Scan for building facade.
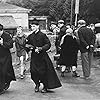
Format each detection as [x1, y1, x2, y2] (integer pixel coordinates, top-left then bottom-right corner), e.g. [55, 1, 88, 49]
[0, 2, 31, 29]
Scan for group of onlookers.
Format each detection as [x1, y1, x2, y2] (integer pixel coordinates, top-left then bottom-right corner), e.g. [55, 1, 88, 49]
[50, 19, 96, 79]
[0, 17, 97, 95]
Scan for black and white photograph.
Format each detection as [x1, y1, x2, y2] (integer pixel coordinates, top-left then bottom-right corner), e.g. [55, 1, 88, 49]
[0, 0, 100, 100]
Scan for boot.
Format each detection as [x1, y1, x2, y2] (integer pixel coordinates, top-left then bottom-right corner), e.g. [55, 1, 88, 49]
[61, 71, 65, 77]
[4, 82, 10, 91]
[41, 87, 48, 93]
[34, 84, 40, 92]
[72, 71, 80, 77]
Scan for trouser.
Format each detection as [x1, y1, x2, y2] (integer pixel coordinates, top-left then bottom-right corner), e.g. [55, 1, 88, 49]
[81, 52, 93, 77]
[20, 56, 25, 75]
[31, 72, 48, 89]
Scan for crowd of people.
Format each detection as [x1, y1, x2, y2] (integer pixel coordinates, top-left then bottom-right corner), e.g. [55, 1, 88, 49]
[50, 19, 96, 79]
[0, 18, 96, 95]
[0, 19, 62, 94]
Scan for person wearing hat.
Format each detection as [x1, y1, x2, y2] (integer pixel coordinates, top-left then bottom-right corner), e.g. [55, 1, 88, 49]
[59, 28, 79, 77]
[54, 20, 67, 69]
[58, 20, 64, 24]
[50, 21, 60, 35]
[49, 21, 61, 69]
[0, 24, 16, 94]
[26, 19, 62, 93]
[57, 20, 66, 48]
[77, 20, 96, 79]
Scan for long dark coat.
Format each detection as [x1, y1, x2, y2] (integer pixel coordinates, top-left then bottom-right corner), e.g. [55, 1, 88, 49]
[26, 31, 62, 89]
[59, 35, 79, 67]
[0, 31, 16, 90]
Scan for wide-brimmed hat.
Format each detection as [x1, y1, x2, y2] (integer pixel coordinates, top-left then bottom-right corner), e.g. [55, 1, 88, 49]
[51, 21, 57, 25]
[78, 20, 86, 25]
[58, 20, 64, 23]
[31, 18, 39, 25]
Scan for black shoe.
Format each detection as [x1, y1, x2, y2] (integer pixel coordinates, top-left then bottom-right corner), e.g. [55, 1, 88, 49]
[20, 75, 24, 79]
[23, 69, 26, 75]
[0, 89, 4, 95]
[41, 88, 47, 93]
[61, 72, 64, 77]
[56, 67, 60, 70]
[34, 84, 40, 92]
[4, 83, 10, 91]
[72, 72, 80, 77]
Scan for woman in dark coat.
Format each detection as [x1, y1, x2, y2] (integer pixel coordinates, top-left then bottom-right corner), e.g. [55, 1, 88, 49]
[0, 24, 16, 94]
[59, 28, 79, 77]
[26, 19, 61, 93]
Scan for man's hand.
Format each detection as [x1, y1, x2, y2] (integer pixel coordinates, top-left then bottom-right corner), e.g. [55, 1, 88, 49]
[0, 38, 3, 45]
[26, 44, 33, 48]
[86, 45, 89, 49]
[90, 45, 94, 48]
[38, 47, 42, 52]
[35, 47, 39, 54]
[35, 47, 42, 54]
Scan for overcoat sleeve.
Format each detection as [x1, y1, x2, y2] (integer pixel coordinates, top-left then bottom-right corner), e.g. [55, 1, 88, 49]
[41, 34, 51, 51]
[15, 38, 20, 51]
[2, 33, 13, 49]
[91, 33, 96, 46]
[78, 29, 88, 47]
[25, 35, 36, 50]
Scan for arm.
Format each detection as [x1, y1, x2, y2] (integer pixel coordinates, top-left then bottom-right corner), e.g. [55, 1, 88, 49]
[2, 34, 13, 49]
[25, 35, 36, 50]
[41, 34, 51, 52]
[91, 33, 96, 46]
[78, 29, 88, 48]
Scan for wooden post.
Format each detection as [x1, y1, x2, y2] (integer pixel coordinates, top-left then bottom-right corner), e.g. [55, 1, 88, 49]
[75, 0, 80, 26]
[70, 0, 74, 26]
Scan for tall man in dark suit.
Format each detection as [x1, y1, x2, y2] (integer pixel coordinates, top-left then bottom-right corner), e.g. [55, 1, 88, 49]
[77, 20, 96, 79]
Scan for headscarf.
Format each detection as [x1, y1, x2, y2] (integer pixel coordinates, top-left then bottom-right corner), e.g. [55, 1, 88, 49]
[60, 28, 73, 46]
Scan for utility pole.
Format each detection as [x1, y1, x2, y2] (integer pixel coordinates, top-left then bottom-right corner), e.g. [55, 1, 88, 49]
[70, 0, 74, 26]
[75, 0, 80, 26]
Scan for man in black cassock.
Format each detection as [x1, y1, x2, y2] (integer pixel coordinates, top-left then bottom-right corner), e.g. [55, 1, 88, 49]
[0, 24, 16, 94]
[26, 19, 61, 93]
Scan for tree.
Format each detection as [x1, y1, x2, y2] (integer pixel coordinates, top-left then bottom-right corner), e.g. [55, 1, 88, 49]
[7, 0, 98, 24]
[78, 0, 97, 24]
[49, 0, 71, 22]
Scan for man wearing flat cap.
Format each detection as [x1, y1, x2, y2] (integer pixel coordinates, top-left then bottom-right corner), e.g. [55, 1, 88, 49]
[58, 20, 64, 23]
[26, 19, 61, 93]
[50, 21, 60, 55]
[57, 20, 67, 49]
[77, 20, 96, 79]
[55, 20, 67, 69]
[50, 21, 59, 35]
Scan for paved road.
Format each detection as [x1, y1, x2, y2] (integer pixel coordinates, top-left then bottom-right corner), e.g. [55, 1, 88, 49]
[1, 52, 100, 100]
[1, 68, 100, 100]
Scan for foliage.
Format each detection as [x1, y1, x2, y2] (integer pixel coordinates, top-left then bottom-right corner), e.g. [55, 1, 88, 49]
[6, 0, 99, 24]
[78, 0, 97, 24]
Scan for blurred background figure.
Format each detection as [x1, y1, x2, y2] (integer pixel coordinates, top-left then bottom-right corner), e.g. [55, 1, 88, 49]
[15, 26, 27, 79]
[50, 21, 60, 54]
[54, 20, 67, 69]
